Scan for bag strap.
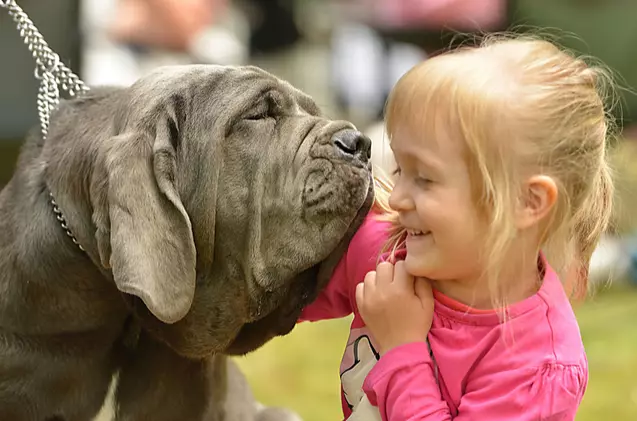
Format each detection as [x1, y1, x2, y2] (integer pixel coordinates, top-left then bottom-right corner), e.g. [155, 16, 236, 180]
[1, 0, 89, 139]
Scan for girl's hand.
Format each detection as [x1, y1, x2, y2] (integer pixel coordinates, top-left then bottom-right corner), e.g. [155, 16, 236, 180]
[356, 261, 434, 355]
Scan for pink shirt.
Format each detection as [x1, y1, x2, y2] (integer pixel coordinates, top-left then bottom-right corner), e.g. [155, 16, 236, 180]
[300, 212, 588, 420]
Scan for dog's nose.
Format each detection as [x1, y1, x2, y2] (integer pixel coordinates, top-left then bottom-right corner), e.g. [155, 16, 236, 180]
[332, 130, 372, 162]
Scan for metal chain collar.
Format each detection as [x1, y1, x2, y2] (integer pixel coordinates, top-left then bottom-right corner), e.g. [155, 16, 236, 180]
[1, 0, 90, 140]
[49, 192, 86, 251]
[1, 0, 88, 253]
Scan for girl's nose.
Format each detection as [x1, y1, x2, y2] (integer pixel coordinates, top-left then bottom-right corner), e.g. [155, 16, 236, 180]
[388, 180, 414, 212]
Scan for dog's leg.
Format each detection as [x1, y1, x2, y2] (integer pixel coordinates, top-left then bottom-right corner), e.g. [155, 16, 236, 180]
[0, 333, 118, 421]
[114, 330, 303, 421]
[114, 330, 222, 421]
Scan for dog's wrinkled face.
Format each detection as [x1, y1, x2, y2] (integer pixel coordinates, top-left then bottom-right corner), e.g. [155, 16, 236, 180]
[93, 65, 373, 358]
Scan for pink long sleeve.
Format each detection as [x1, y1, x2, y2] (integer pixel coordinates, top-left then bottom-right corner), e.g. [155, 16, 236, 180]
[363, 342, 450, 419]
[363, 343, 586, 421]
[363, 341, 587, 420]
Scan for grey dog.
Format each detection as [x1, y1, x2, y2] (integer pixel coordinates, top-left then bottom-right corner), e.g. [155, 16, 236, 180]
[0, 64, 374, 421]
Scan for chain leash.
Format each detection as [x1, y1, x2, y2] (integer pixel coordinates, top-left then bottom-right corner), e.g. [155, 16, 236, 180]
[1, 0, 90, 139]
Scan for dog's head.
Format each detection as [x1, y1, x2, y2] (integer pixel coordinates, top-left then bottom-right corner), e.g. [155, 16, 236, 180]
[88, 65, 373, 357]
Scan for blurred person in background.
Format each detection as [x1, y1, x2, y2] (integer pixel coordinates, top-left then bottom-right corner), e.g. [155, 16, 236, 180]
[80, 0, 304, 87]
[108, 0, 247, 64]
[328, 0, 508, 126]
[80, 0, 249, 86]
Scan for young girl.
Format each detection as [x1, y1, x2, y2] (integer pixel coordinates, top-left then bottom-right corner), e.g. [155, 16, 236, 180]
[300, 34, 615, 420]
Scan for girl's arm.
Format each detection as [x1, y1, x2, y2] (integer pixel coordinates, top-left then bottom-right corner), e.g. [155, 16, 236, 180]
[297, 254, 353, 322]
[363, 342, 587, 421]
[299, 213, 391, 322]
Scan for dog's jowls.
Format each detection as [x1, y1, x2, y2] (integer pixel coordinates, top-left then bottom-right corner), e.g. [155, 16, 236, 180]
[0, 64, 374, 421]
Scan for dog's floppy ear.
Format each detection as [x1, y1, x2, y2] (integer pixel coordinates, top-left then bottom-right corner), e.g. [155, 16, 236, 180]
[97, 116, 196, 324]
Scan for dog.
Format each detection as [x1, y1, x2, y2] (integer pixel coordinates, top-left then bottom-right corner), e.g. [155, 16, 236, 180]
[0, 64, 374, 421]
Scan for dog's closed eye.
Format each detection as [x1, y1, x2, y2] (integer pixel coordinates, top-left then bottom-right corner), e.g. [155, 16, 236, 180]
[244, 110, 270, 121]
[243, 91, 285, 121]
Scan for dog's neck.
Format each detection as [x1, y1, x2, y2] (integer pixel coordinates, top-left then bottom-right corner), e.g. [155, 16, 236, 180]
[0, 162, 128, 336]
[47, 188, 86, 253]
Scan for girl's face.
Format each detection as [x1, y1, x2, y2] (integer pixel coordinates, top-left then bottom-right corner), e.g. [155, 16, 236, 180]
[389, 124, 486, 284]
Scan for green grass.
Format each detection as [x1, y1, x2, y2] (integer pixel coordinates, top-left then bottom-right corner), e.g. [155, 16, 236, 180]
[234, 285, 637, 421]
[575, 285, 637, 421]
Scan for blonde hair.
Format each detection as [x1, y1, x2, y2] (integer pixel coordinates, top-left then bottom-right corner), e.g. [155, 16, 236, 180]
[373, 33, 616, 303]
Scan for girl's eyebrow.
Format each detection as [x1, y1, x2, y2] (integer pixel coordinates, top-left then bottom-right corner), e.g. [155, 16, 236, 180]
[413, 152, 445, 175]
[393, 146, 443, 172]
[395, 153, 445, 181]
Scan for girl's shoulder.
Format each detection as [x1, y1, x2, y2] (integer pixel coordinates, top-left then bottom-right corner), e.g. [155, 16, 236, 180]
[343, 211, 395, 281]
[348, 211, 394, 254]
[533, 262, 587, 364]
[348, 209, 408, 268]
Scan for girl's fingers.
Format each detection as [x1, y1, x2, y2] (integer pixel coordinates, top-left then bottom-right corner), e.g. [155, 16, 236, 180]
[414, 277, 434, 307]
[375, 261, 394, 286]
[393, 260, 415, 290]
[355, 282, 365, 311]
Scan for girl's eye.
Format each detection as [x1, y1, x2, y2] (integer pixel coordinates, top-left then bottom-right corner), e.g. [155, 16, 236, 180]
[392, 167, 401, 176]
[415, 177, 432, 188]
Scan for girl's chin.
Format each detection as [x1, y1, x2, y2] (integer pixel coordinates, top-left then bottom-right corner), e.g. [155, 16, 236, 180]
[405, 232, 432, 255]
[404, 251, 434, 279]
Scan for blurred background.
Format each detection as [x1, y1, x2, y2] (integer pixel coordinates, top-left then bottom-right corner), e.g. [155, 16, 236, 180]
[1, 0, 636, 420]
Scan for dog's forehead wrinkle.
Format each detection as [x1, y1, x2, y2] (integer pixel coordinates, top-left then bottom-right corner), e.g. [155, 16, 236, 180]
[279, 82, 319, 116]
[130, 65, 302, 128]
[129, 64, 234, 113]
[144, 64, 227, 84]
